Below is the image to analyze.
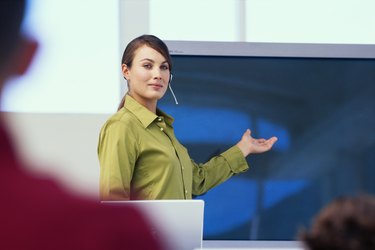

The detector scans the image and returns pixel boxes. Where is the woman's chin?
[149,91,166,100]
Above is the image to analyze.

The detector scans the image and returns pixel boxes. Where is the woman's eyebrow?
[140,58,168,64]
[140,58,154,62]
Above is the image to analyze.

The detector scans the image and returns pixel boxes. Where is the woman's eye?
[143,64,152,69]
[161,65,169,70]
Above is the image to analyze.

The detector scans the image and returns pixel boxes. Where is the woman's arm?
[191,129,277,196]
[98,121,138,200]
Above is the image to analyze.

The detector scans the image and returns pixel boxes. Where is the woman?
[98,34,277,200]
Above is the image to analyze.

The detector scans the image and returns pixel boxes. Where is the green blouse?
[98,95,249,200]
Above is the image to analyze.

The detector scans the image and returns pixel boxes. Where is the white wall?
[2,0,121,114]
[122,0,375,44]
[4,112,109,197]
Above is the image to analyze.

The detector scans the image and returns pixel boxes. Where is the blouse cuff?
[220,146,249,173]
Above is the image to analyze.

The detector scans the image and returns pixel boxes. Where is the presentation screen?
[158,42,375,240]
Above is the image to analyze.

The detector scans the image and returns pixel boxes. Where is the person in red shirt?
[0,1,164,249]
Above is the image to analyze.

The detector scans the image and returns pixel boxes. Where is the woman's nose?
[153,69,162,79]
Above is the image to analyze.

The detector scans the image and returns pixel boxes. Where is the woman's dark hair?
[299,194,375,250]
[117,34,172,111]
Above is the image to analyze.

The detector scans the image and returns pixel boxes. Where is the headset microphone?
[168,74,179,105]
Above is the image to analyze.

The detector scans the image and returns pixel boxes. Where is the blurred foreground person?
[0,1,163,249]
[300,194,375,250]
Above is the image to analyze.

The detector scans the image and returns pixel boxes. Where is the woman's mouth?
[148,83,163,89]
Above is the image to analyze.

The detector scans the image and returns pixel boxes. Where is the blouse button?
[160,127,164,131]
[158,117,162,122]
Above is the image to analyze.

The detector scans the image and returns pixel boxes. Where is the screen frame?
[166,41,375,59]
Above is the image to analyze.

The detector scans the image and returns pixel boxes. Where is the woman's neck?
[128,93,157,114]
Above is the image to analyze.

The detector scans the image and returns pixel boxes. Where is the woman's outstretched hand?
[236,129,278,157]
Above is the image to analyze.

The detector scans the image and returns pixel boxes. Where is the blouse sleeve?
[98,121,138,200]
[191,145,249,196]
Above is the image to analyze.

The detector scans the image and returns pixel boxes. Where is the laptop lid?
[102,200,205,250]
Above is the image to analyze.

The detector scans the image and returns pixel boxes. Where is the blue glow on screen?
[160,105,252,144]
[160,105,290,152]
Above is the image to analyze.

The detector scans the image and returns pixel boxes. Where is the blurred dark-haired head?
[300,194,375,250]
[0,0,26,68]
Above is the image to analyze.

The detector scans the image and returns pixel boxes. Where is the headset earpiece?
[168,73,178,104]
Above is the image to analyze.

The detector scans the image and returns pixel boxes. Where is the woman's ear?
[121,63,129,80]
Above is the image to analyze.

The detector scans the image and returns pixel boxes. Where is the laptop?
[102,200,205,250]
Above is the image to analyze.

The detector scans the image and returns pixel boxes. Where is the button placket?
[156,116,166,133]
[155,116,188,198]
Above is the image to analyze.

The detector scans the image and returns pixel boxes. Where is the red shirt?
[0,118,164,250]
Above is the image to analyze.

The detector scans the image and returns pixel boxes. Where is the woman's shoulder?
[108,108,137,123]
[101,108,140,131]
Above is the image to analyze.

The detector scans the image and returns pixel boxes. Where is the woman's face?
[122,45,170,107]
